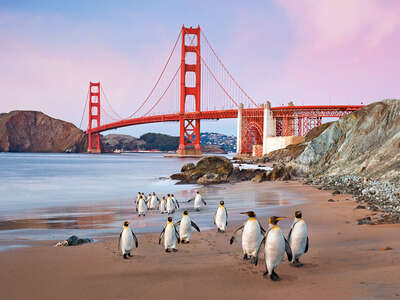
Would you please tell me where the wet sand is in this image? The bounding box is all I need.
[1,181,400,300]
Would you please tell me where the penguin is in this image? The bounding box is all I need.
[146,194,152,209]
[159,196,167,214]
[149,192,159,210]
[159,216,180,252]
[118,221,138,259]
[137,195,147,216]
[135,192,141,205]
[214,200,228,232]
[254,216,292,281]
[288,210,309,267]
[175,210,200,243]
[188,191,207,211]
[166,194,176,214]
[171,194,180,209]
[230,211,266,264]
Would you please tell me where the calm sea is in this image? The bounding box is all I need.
[0,152,302,251]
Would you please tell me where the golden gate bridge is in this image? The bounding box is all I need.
[80,26,363,155]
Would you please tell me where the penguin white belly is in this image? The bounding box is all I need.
[290,220,308,261]
[215,207,227,231]
[164,224,177,249]
[121,229,134,254]
[265,228,285,272]
[179,217,192,241]
[138,199,147,214]
[166,199,175,213]
[242,220,262,257]
[160,201,166,213]
[194,195,202,209]
[150,196,157,209]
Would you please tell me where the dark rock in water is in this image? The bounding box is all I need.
[56,235,93,247]
[181,163,196,173]
[251,172,267,183]
[170,173,186,180]
[332,190,341,195]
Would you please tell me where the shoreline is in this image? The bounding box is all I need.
[1,181,400,299]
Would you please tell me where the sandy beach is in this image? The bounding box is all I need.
[1,181,400,300]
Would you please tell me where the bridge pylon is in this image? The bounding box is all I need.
[87,82,102,153]
[177,25,202,156]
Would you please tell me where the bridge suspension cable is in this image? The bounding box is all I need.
[79,87,89,129]
[124,29,182,119]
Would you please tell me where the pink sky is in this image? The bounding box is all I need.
[0,1,399,136]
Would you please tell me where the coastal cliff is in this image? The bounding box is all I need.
[0,111,87,153]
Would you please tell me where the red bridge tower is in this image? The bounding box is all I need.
[177,26,202,156]
[87,82,101,153]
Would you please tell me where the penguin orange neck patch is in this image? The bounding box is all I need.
[249,217,256,221]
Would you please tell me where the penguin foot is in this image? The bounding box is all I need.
[243,254,249,260]
[181,240,185,244]
[123,253,129,259]
[128,253,133,257]
[172,248,178,252]
[263,271,269,277]
[165,249,171,253]
[250,257,258,265]
[270,271,280,281]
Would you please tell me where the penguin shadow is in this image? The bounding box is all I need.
[290,262,318,269]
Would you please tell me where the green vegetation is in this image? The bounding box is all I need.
[139,133,179,151]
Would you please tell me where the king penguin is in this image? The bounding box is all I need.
[188,191,207,211]
[137,195,147,216]
[288,210,309,267]
[166,194,176,214]
[119,221,138,259]
[159,217,180,252]
[230,211,265,264]
[214,200,228,232]
[175,210,200,243]
[159,196,167,214]
[149,192,159,210]
[254,216,292,281]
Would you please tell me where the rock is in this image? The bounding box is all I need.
[251,172,267,183]
[55,235,93,247]
[196,156,233,176]
[170,173,186,180]
[357,216,373,225]
[265,164,294,181]
[0,111,88,152]
[355,205,366,209]
[332,190,341,195]
[181,163,196,172]
[197,173,223,185]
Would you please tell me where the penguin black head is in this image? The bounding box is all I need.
[269,216,286,225]
[172,194,175,197]
[220,200,224,206]
[183,210,189,216]
[153,192,155,195]
[167,194,170,197]
[123,221,130,227]
[162,196,165,200]
[196,191,200,194]
[240,211,256,218]
[167,217,173,222]
[295,210,302,219]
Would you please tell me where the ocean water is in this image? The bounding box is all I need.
[0,152,303,251]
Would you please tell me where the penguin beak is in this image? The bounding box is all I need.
[240,212,250,215]
[276,217,286,221]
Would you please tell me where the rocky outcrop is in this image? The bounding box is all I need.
[171,156,234,185]
[201,145,227,154]
[0,111,87,152]
[293,100,400,184]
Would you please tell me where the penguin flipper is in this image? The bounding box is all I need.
[118,231,122,251]
[304,236,309,253]
[131,230,139,248]
[158,227,166,245]
[287,227,293,242]
[284,237,293,262]
[230,225,244,244]
[213,210,217,225]
[254,236,266,266]
[174,220,181,227]
[174,225,181,243]
[202,199,207,205]
[191,221,201,232]
[225,208,228,226]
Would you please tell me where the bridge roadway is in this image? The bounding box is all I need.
[87,105,363,134]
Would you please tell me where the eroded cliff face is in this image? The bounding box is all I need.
[293,100,400,183]
[0,111,87,153]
